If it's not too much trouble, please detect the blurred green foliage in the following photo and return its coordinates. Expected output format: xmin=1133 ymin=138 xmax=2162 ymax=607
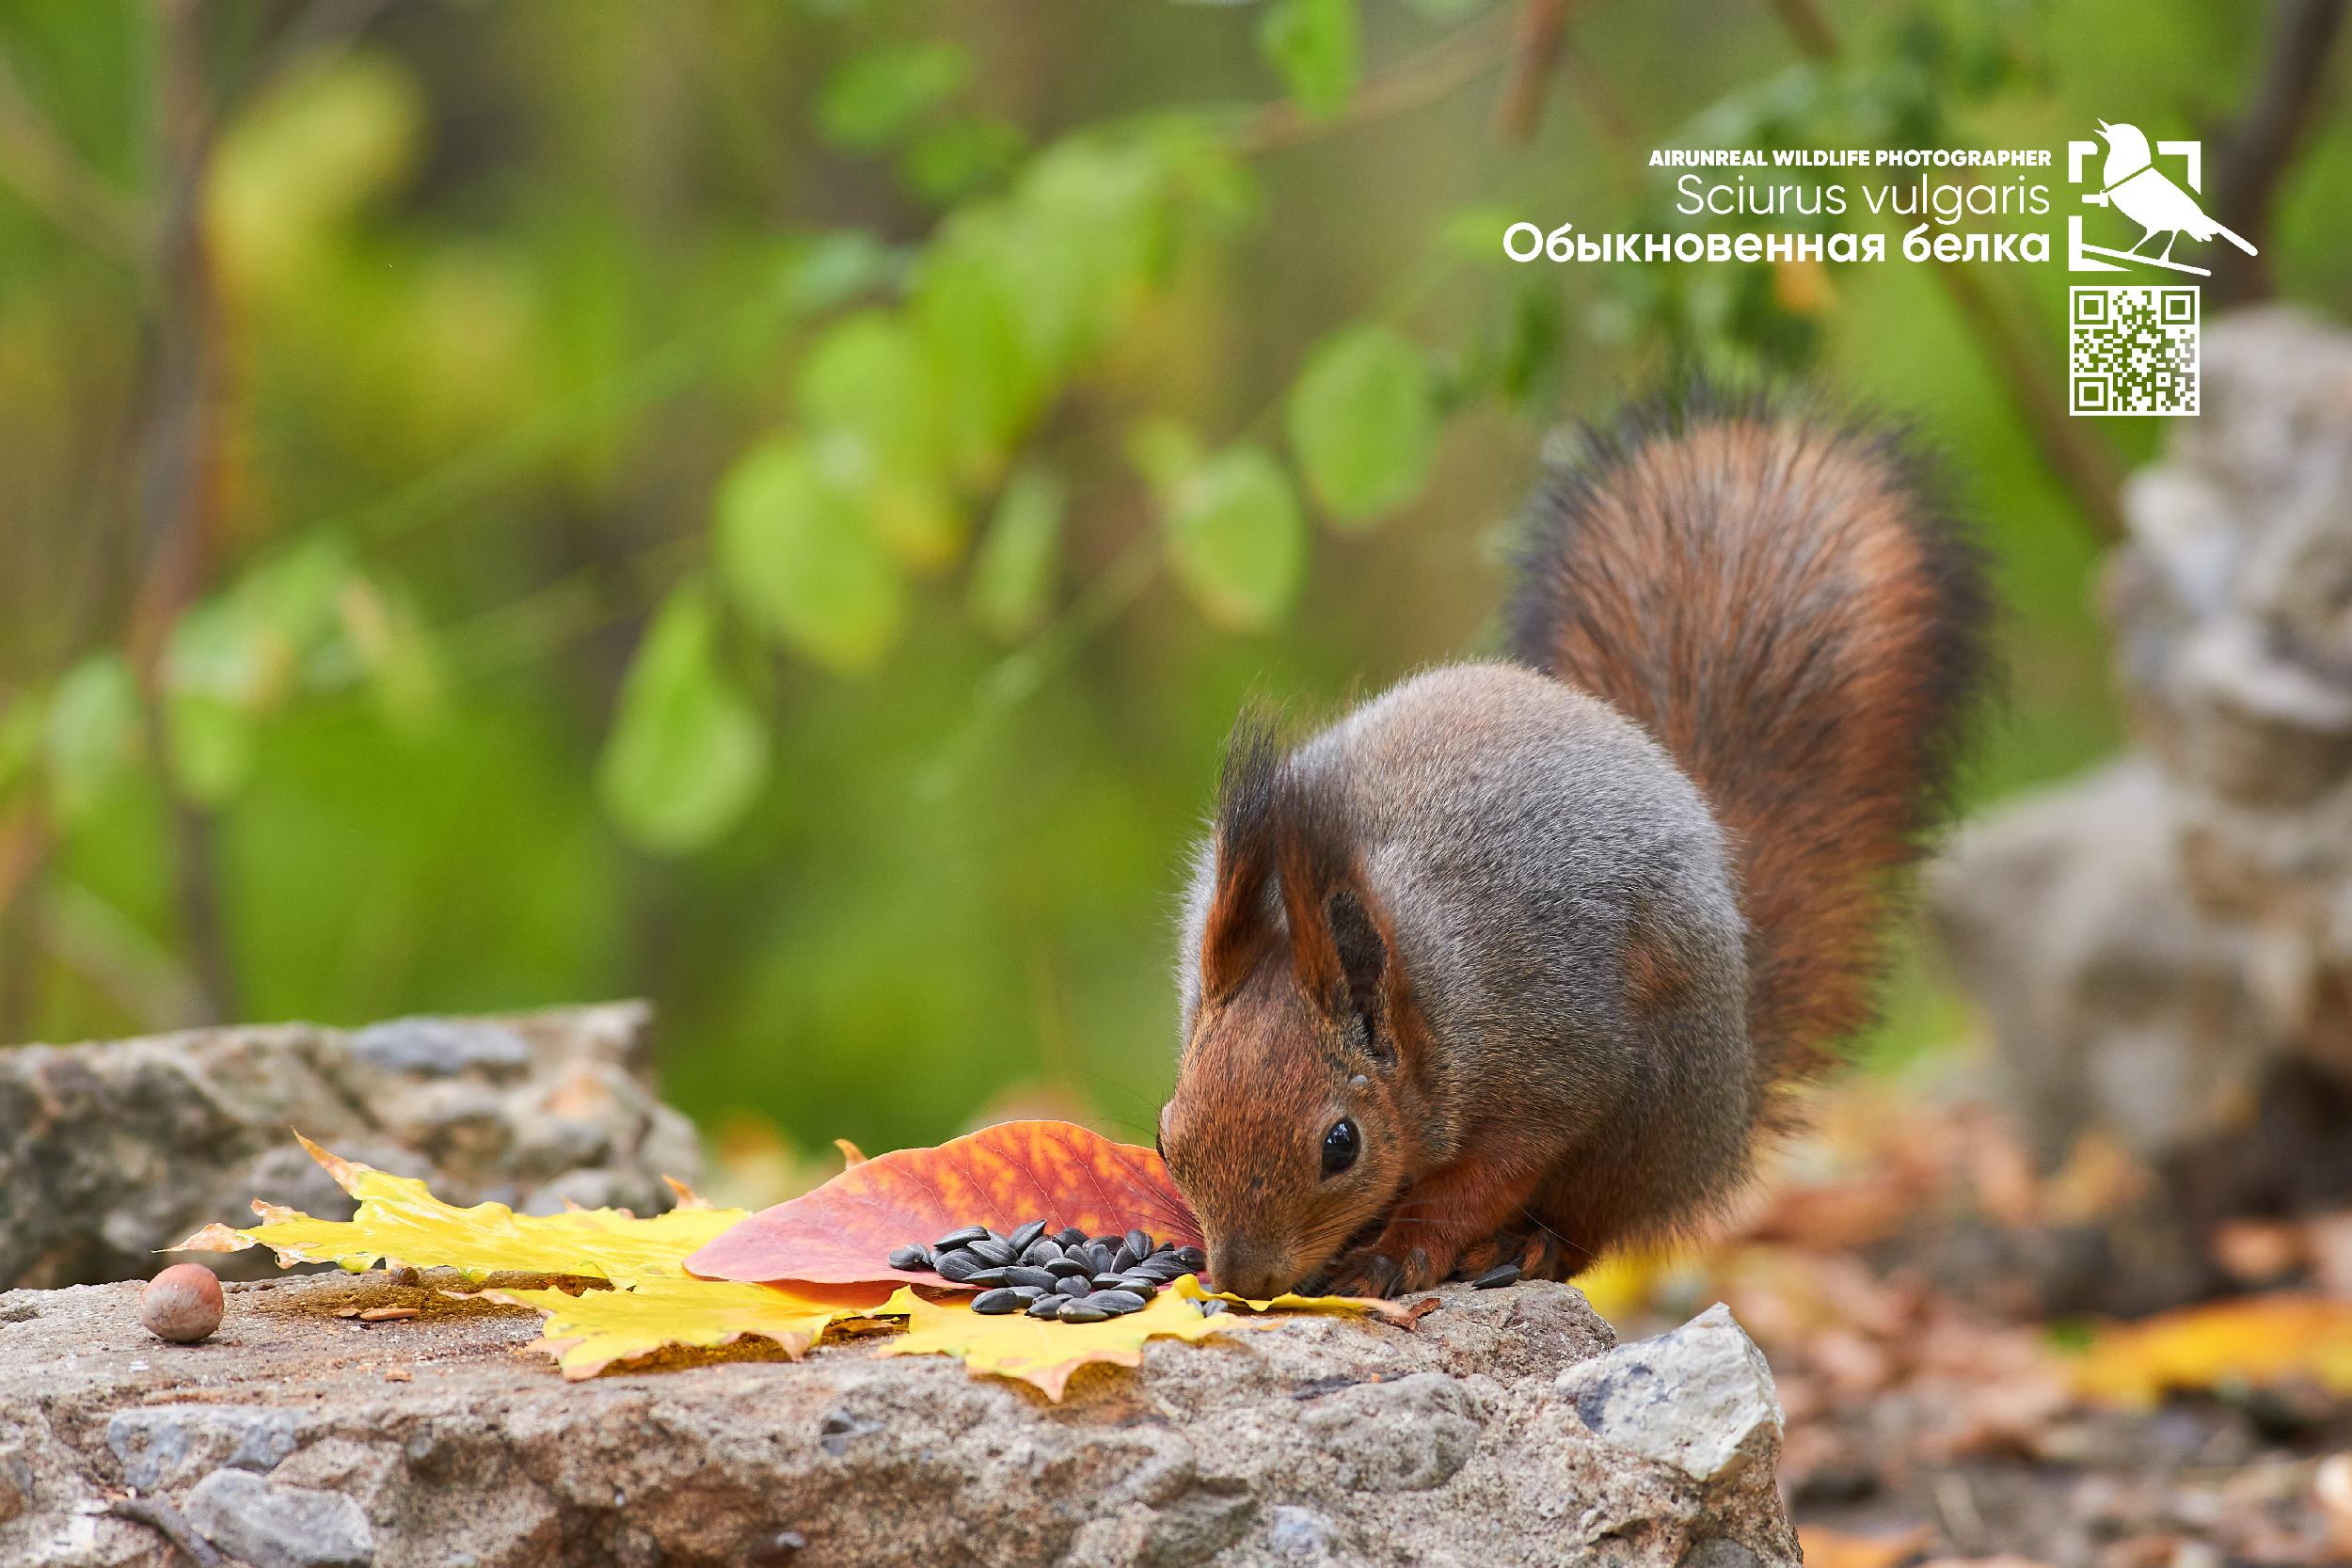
xmin=0 ymin=0 xmax=2341 ymax=1163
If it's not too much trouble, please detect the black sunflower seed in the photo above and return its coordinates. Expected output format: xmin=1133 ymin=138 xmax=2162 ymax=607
xmin=1002 ymin=1266 xmax=1057 ymax=1291
xmin=887 ymin=1244 xmax=931 ymax=1271
xmin=1092 ymin=1290 xmax=1147 ymax=1314
xmin=1196 ymin=1298 xmax=1227 ymax=1317
xmin=1171 ymin=1246 xmax=1206 ymax=1271
xmin=933 ymin=1250 xmax=984 ymax=1283
xmin=1114 ymin=1275 xmax=1160 ymax=1299
xmin=965 ymin=1266 xmax=1012 ymax=1288
xmin=1110 ymin=1245 xmax=1139 ymax=1273
xmin=1055 ymin=1276 xmax=1092 ymax=1299
xmin=1057 ymin=1299 xmax=1111 ymax=1323
xmin=1056 ymin=1227 xmax=1089 ymax=1248
xmin=1471 ymin=1261 xmax=1522 ymax=1290
xmin=1008 ymin=1219 xmax=1047 ymax=1252
xmin=1022 ymin=1238 xmax=1063 ymax=1267
xmin=1125 ymin=1229 xmax=1151 ymax=1259
xmin=1045 ymin=1257 xmax=1090 ymax=1279
xmin=934 ymin=1225 xmax=990 ymax=1251
xmin=1133 ymin=1256 xmax=1186 ymax=1283
xmin=967 ymin=1237 xmax=1017 ymax=1267
xmin=1088 ymin=1272 xmax=1128 ymax=1290
xmin=1025 ymin=1295 xmax=1063 ymax=1319
xmin=1084 ymin=1242 xmax=1115 ymax=1273
xmin=971 ymin=1289 xmax=1026 ymax=1315
xmin=1009 ymin=1285 xmax=1046 ymax=1302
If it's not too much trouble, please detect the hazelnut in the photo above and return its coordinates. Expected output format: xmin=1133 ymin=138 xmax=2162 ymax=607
xmin=140 ymin=1263 xmax=225 ymax=1343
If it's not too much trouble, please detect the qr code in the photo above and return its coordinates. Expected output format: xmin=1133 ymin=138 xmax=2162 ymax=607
xmin=2070 ymin=286 xmax=2199 ymax=416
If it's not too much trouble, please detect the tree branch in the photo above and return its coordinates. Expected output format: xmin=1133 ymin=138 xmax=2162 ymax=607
xmin=2205 ymin=0 xmax=2348 ymax=307
xmin=128 ymin=0 xmax=237 ymax=1025
xmin=1495 ymin=0 xmax=1584 ymax=142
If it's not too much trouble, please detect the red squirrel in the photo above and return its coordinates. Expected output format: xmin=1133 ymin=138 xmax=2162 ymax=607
xmin=1156 ymin=389 xmax=1992 ymax=1299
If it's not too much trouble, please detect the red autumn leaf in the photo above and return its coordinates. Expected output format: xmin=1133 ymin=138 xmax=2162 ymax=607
xmin=686 ymin=1119 xmax=1202 ymax=1291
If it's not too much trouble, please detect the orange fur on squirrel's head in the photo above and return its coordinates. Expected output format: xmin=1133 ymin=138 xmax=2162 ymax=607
xmin=1159 ymin=719 xmax=1430 ymax=1299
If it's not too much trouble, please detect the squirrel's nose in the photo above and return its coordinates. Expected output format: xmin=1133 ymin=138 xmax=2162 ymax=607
xmin=1206 ymin=1242 xmax=1293 ymax=1302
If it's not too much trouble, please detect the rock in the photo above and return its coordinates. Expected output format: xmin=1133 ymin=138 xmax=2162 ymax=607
xmin=183 ymin=1468 xmax=375 ymax=1568
xmin=1938 ymin=308 xmax=2352 ymax=1132
xmin=0 ymin=1003 xmax=698 ymax=1290
xmin=1930 ymin=759 xmax=2265 ymax=1169
xmin=1928 ymin=306 xmax=2352 ymax=1311
xmin=0 ymin=1270 xmax=1799 ymax=1567
xmin=1554 ymin=1304 xmax=1782 ymax=1484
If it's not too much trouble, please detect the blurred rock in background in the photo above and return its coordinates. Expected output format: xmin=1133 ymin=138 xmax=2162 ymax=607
xmin=0 ymin=1001 xmax=698 ymax=1289
xmin=1933 ymin=307 xmax=2352 ymax=1315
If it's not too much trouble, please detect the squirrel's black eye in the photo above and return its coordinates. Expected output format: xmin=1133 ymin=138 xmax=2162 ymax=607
xmin=1320 ymin=1118 xmax=1359 ymax=1178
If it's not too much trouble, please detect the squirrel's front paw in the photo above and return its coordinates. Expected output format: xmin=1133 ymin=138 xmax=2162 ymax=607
xmin=1318 ymin=1241 xmax=1448 ymax=1298
xmin=1452 ymin=1227 xmax=1580 ymax=1283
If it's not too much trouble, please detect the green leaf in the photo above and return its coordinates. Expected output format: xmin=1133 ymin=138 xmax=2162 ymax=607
xmin=716 ymin=440 xmax=907 ymax=673
xmin=779 ymin=230 xmax=895 ymax=316
xmin=1161 ymin=444 xmax=1306 ymax=632
xmin=43 ymin=653 xmax=143 ymax=820
xmin=795 ymin=311 xmax=963 ymax=566
xmin=164 ymin=691 xmax=255 ymax=808
xmin=1259 ymin=0 xmax=1359 ymax=119
xmin=818 ymin=41 xmax=971 ymax=152
xmin=968 ymin=467 xmax=1064 ymax=641
xmin=1286 ymin=324 xmax=1439 ymax=529
xmin=898 ymin=118 xmax=1027 ymax=205
xmin=596 ymin=585 xmax=771 ymax=855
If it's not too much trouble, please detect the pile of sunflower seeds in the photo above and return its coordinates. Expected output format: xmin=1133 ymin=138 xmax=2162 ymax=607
xmin=888 ymin=1221 xmax=1219 ymax=1322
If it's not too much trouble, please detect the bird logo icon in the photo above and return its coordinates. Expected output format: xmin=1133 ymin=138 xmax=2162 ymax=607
xmin=2072 ymin=120 xmax=2256 ymax=275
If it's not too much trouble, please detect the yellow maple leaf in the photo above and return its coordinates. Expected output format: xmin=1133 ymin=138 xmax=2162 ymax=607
xmin=178 ymin=1133 xmax=1433 ymax=1391
xmin=873 ymin=1275 xmax=1415 ymax=1401
xmin=177 ymin=1132 xmax=745 ymax=1286
xmin=2072 ymin=1294 xmax=2352 ymax=1406
xmin=486 ymin=1276 xmax=894 ymax=1380
xmin=1180 ymin=1275 xmax=1438 ymax=1327
xmin=872 ymin=1282 xmax=1251 ymax=1400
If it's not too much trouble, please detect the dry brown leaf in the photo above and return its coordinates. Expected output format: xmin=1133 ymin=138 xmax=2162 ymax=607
xmin=1795 ymin=1523 xmax=1932 ymax=1568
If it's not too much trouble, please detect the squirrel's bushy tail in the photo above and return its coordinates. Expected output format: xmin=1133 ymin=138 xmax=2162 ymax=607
xmin=1506 ymin=388 xmax=1992 ymax=1112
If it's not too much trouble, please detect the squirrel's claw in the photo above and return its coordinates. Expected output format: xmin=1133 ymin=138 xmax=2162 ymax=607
xmin=1453 ymin=1227 xmax=1579 ymax=1284
xmin=1322 ymin=1241 xmax=1444 ymax=1298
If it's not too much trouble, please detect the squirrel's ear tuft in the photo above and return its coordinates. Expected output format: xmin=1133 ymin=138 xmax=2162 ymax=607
xmin=1199 ymin=710 xmax=1284 ymax=999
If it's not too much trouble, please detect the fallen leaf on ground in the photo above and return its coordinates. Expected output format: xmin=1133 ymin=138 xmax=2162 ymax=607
xmin=487 ymin=1276 xmax=894 ymax=1380
xmin=1796 ymin=1523 xmax=1932 ymax=1568
xmin=871 ymin=1282 xmax=1246 ymax=1400
xmin=2072 ymin=1294 xmax=2352 ymax=1405
xmin=176 ymin=1132 xmax=745 ymax=1286
xmin=687 ymin=1118 xmax=1201 ymax=1291
xmin=1181 ymin=1275 xmax=1438 ymax=1328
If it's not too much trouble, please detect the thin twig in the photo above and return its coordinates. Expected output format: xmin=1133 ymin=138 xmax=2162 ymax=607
xmin=130 ymin=0 xmax=236 ymax=1023
xmin=1496 ymin=0 xmax=1582 ymax=142
xmin=2205 ymin=0 xmax=2348 ymax=306
xmin=1235 ymin=7 xmax=1517 ymax=155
